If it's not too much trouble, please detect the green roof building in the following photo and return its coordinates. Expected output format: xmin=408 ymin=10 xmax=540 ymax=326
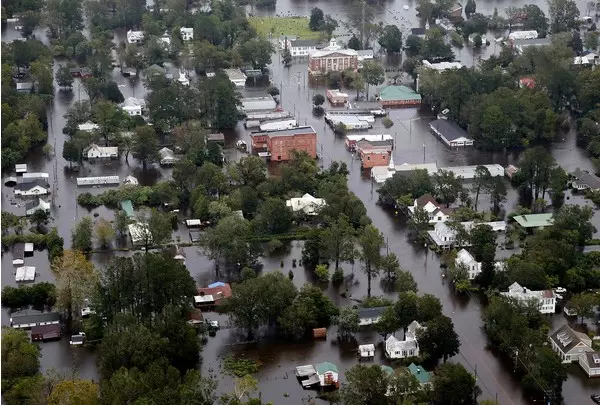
xmin=120 ymin=200 xmax=134 ymax=218
xmin=379 ymin=86 xmax=422 ymax=107
xmin=315 ymin=361 xmax=339 ymax=375
xmin=512 ymin=213 xmax=553 ymax=229
xmin=407 ymin=363 xmax=431 ymax=384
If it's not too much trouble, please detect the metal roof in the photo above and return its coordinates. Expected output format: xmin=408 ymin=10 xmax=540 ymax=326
xmin=512 ymin=213 xmax=554 ymax=228
xmin=253 ymin=126 xmax=316 ymax=137
xmin=357 ymin=306 xmax=388 ymax=319
xmin=430 ymin=119 xmax=470 ymax=142
xmin=379 ymin=86 xmax=422 ymax=102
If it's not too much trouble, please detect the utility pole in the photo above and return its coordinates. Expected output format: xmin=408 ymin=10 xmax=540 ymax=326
xmin=422 ymin=143 xmax=426 ymax=163
xmin=361 ymin=0 xmax=366 ymax=49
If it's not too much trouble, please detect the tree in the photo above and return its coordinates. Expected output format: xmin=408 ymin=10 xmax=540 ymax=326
xmin=489 ymin=177 xmax=507 ymax=213
xmin=548 ymin=166 xmax=568 ymax=207
xmin=517 ymin=146 xmax=556 ymax=202
xmin=570 ymin=293 xmax=598 ymax=324
xmin=114 ymin=210 xmax=131 ymax=240
xmin=408 ymin=206 xmax=430 ymax=240
xmin=238 ymin=38 xmax=274 ymax=70
xmin=433 ymin=170 xmax=463 ymax=207
xmin=358 ymin=224 xmax=385 ymax=297
xmin=94 ymin=218 xmax=115 ymax=248
xmin=472 ymin=166 xmax=491 ymax=211
xmin=432 ymin=362 xmax=480 ymax=405
xmin=198 ymin=73 xmax=241 ymax=130
xmin=417 ymin=315 xmax=460 ymax=362
xmin=312 ymin=93 xmax=325 ymax=107
xmin=229 ymin=156 xmax=267 ymax=188
xmin=200 ymin=214 xmax=258 ymax=268
xmin=380 ymin=253 xmax=401 ymax=281
xmin=387 ymin=369 xmax=421 ymax=404
xmin=417 ymin=294 xmax=443 ymax=322
xmin=522 ymin=5 xmax=549 ymax=37
xmin=56 ymin=64 xmax=74 ymax=88
xmin=464 ymin=0 xmax=476 ymax=18
xmin=282 ymin=46 xmax=292 ymax=67
xmin=1 ymin=328 xmax=40 ymax=382
xmin=320 ymin=215 xmax=355 ymax=272
xmin=522 ymin=346 xmax=567 ymax=399
xmin=92 ymin=100 xmax=126 ymax=145
xmin=29 ymin=209 xmax=49 ymax=231
xmin=309 ymin=8 xmax=325 ymax=31
xmin=570 ymin=30 xmax=583 ymax=54
xmin=341 ymin=364 xmax=390 ymax=405
xmin=254 ymin=198 xmax=292 ymax=234
xmin=321 ymin=15 xmax=339 ymax=39
xmin=584 ymin=31 xmax=599 ymax=51
xmin=396 ymin=270 xmax=417 ymax=293
xmin=378 ymin=25 xmax=403 ymax=53
xmin=52 ymin=250 xmax=97 ymax=330
xmin=48 ymin=380 xmax=99 ymax=405
xmin=71 ymin=216 xmax=93 ymax=253
xmin=405 ymin=35 xmax=423 ymax=56
xmin=421 ymin=27 xmax=454 ymax=61
xmin=360 ymin=61 xmax=385 ymax=99
xmin=548 ymin=0 xmax=580 ymax=33
xmin=143 ymin=208 xmax=172 ymax=248
xmin=132 ymin=125 xmax=160 ymax=170
xmin=375 ymin=306 xmax=400 ymax=339
xmin=334 ymin=306 xmax=360 ymax=339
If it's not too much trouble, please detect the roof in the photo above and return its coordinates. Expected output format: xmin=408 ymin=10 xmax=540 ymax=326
xmin=411 ymin=27 xmax=426 ymax=35
xmin=120 ymin=200 xmax=134 ymax=217
xmin=573 ymin=169 xmax=600 ymax=190
xmin=346 ymin=134 xmax=393 ymax=143
xmin=407 ymin=363 xmax=431 ymax=384
xmin=519 ymin=77 xmax=536 ymax=89
xmin=422 ymin=60 xmax=463 ymax=70
xmin=254 ymin=126 xmax=316 ymax=138
xmin=549 ymin=324 xmax=592 ymax=354
xmin=31 ymin=324 xmax=61 ymax=336
xmin=512 ymin=213 xmax=554 ymax=228
xmin=358 ymin=306 xmax=388 ymax=319
xmin=224 ymin=69 xmax=247 ymax=80
xmin=415 ymin=194 xmax=437 ymax=207
xmin=512 ymin=38 xmax=552 ymax=47
xmin=315 ymin=361 xmax=339 ymax=374
xmin=584 ymin=352 xmax=600 ymax=369
xmin=430 ymin=119 xmax=469 ymax=142
xmin=159 ymin=147 xmax=174 ymax=158
xmin=456 ymin=248 xmax=477 ymax=265
xmin=25 ymin=197 xmax=44 ymax=210
xmin=386 ymin=334 xmax=419 ymax=351
xmin=379 ymin=86 xmax=422 ymax=102
xmin=290 ymin=39 xmax=320 ymax=47
xmin=295 ymin=364 xmax=317 ymax=377
xmin=208 ymin=133 xmax=225 ymax=142
xmin=197 ymin=283 xmax=232 ymax=302
xmin=15 ymin=179 xmax=47 ymax=191
xmin=10 ymin=310 xmax=60 ymax=326
xmin=208 ymin=281 xmax=226 ymax=288
xmin=356 ymin=139 xmax=394 ymax=150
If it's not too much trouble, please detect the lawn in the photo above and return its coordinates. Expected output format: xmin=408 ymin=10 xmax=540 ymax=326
xmin=248 ymin=16 xmax=323 ymax=40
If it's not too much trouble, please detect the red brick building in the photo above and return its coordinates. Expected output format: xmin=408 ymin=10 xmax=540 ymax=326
xmin=308 ymin=38 xmax=358 ymax=76
xmin=357 ymin=139 xmax=394 ymax=169
xmin=251 ymin=126 xmax=317 ymax=161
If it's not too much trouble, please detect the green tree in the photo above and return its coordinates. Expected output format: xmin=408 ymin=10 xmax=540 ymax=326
xmin=282 ymin=47 xmax=292 ymax=67
xmin=421 ymin=27 xmax=454 ymax=61
xmin=375 ymin=306 xmax=400 ymax=339
xmin=584 ymin=31 xmax=599 ymax=51
xmin=238 ymin=38 xmax=274 ymax=70
xmin=114 ymin=210 xmax=131 ymax=240
xmin=433 ymin=170 xmax=463 ymax=207
xmin=29 ymin=209 xmax=49 ymax=231
xmin=334 ymin=306 xmax=360 ymax=339
xmin=341 ymin=364 xmax=390 ymax=405
xmin=254 ymin=198 xmax=292 ymax=234
xmin=408 ymin=205 xmax=430 ymax=239
xmin=278 ymin=284 xmax=338 ymax=339
xmin=464 ymin=0 xmax=476 ymax=18
xmin=358 ymin=224 xmax=385 ymax=297
xmin=570 ymin=292 xmax=598 ymax=324
xmin=56 ymin=64 xmax=74 ymax=88
xmin=199 ymin=73 xmax=240 ymax=129
xmin=522 ymin=346 xmax=567 ymax=399
xmin=396 ymin=270 xmax=418 ymax=293
xmin=48 ymin=380 xmax=99 ymax=405
xmin=312 ymin=93 xmax=325 ymax=107
xmin=472 ymin=166 xmax=491 ymax=212
xmin=522 ymin=5 xmax=549 ymax=37
xmin=548 ymin=0 xmax=580 ymax=33
xmin=92 ymin=99 xmax=126 ymax=145
xmin=489 ymin=177 xmax=507 ymax=213
xmin=378 ymin=25 xmax=403 ymax=53
xmin=360 ymin=61 xmax=385 ymax=99
xmin=229 ymin=155 xmax=267 ymax=187
xmin=432 ymin=362 xmax=480 ymax=405
xmin=517 ymin=146 xmax=556 ymax=202
xmin=132 ymin=125 xmax=160 ymax=170
xmin=71 ymin=216 xmax=93 ymax=252
xmin=200 ymin=214 xmax=258 ymax=268
xmin=144 ymin=208 xmax=172 ymax=248
xmin=417 ymin=315 xmax=460 ymax=362
xmin=404 ymin=34 xmax=423 ymax=56
xmin=1 ymin=328 xmax=40 ymax=383
xmin=417 ymin=294 xmax=443 ymax=322
xmin=380 ymin=253 xmax=401 ymax=281
xmin=94 ymin=218 xmax=115 ymax=248
xmin=320 ymin=215 xmax=356 ymax=272
xmin=309 ymin=7 xmax=325 ymax=31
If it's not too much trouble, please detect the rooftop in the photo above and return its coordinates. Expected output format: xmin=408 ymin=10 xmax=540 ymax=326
xmin=253 ymin=126 xmax=316 ymax=138
xmin=512 ymin=213 xmax=554 ymax=228
xmin=379 ymin=85 xmax=422 ymax=102
xmin=573 ymin=169 xmax=600 ymax=190
xmin=407 ymin=363 xmax=431 ymax=384
xmin=290 ymin=39 xmax=320 ymax=47
xmin=357 ymin=306 xmax=388 ymax=319
xmin=315 ymin=361 xmax=338 ymax=374
xmin=430 ymin=119 xmax=470 ymax=142
xmin=549 ymin=324 xmax=591 ymax=354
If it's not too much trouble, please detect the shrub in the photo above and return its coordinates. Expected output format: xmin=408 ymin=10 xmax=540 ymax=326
xmin=1 ymin=282 xmax=56 ymax=310
xmin=331 ymin=268 xmax=344 ymax=284
xmin=382 ymin=117 xmax=394 ymax=128
xmin=315 ymin=264 xmax=329 ymax=282
xmin=223 ymin=355 xmax=262 ymax=376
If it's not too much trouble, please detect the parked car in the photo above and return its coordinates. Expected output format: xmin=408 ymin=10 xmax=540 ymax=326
xmin=70 ymin=332 xmax=86 ymax=346
xmin=555 ymin=287 xmax=567 ymax=293
xmin=205 ymin=319 xmax=219 ymax=329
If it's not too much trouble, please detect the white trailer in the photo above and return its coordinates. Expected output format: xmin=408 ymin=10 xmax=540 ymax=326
xmin=76 ymin=176 xmax=120 ymax=186
xmin=259 ymin=119 xmax=297 ymax=132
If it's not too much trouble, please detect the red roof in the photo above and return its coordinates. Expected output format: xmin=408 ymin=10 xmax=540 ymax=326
xmin=197 ymin=283 xmax=232 ymax=303
xmin=519 ymin=77 xmax=536 ymax=89
xmin=415 ymin=194 xmax=438 ymax=207
xmin=543 ymin=290 xmax=555 ymax=298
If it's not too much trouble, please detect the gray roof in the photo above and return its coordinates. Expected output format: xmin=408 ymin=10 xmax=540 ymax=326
xmin=16 ymin=179 xmax=47 ymax=191
xmin=290 ymin=39 xmax=320 ymax=47
xmin=549 ymin=324 xmax=591 ymax=354
xmin=254 ymin=126 xmax=316 ymax=137
xmin=430 ymin=119 xmax=469 ymax=141
xmin=358 ymin=306 xmax=388 ymax=319
xmin=573 ymin=169 xmax=600 ymax=190
xmin=512 ymin=38 xmax=552 ymax=47
xmin=411 ymin=28 xmax=426 ymax=36
xmin=584 ymin=351 xmax=600 ymax=369
xmin=25 ymin=198 xmax=42 ymax=210
xmin=13 ymin=243 xmax=25 ymax=258
xmin=10 ymin=310 xmax=60 ymax=326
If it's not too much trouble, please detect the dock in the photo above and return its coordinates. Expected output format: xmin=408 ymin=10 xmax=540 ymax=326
xmin=77 ymin=176 xmax=120 ymax=186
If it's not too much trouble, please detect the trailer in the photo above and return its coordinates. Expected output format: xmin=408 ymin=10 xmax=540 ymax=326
xmin=76 ymin=176 xmax=120 ymax=186
xmin=259 ymin=119 xmax=297 ymax=132
xmin=246 ymin=111 xmax=292 ymax=121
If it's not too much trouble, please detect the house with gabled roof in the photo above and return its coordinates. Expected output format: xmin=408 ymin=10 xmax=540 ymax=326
xmin=408 ymin=194 xmax=453 ymax=224
xmin=455 ymin=249 xmax=481 ymax=280
xmin=385 ymin=320 xmax=424 ymax=359
xmin=579 ymin=351 xmax=600 ymax=378
xmin=549 ymin=324 xmax=593 ymax=363
xmin=25 ymin=197 xmax=50 ymax=216
xmin=358 ymin=306 xmax=388 ymax=326
xmin=501 ymin=282 xmax=556 ymax=314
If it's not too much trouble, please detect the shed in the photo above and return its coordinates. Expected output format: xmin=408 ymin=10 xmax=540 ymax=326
xmin=31 ymin=324 xmax=62 ymax=342
xmin=77 ymin=176 xmax=120 ymax=186
xmin=407 ymin=363 xmax=432 ymax=384
xmin=208 ymin=133 xmax=225 ymax=145
xmin=24 ymin=243 xmax=34 ymax=255
xmin=295 ymin=364 xmax=317 ymax=378
xmin=313 ymin=327 xmax=327 ymax=339
xmin=15 ymin=266 xmax=36 ymax=282
xmin=128 ymin=222 xmax=151 ymax=246
xmin=70 ymin=332 xmax=86 ymax=346
xmin=159 ymin=147 xmax=177 ymax=166
xmin=123 ymin=175 xmax=139 ymax=186
xmin=120 ymin=200 xmax=135 ymax=218
xmin=12 ymin=243 xmax=25 ymax=265
xmin=358 ymin=344 xmax=375 ymax=358
xmin=189 ymin=229 xmax=201 ymax=242
xmin=186 ymin=219 xmax=203 ymax=228
xmin=15 ymin=164 xmax=28 ymax=174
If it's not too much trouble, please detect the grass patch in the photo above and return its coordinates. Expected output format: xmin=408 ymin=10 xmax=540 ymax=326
xmin=249 ymin=16 xmax=322 ymax=40
xmin=223 ymin=355 xmax=262 ymax=377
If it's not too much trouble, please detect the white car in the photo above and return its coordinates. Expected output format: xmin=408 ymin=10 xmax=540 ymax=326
xmin=70 ymin=332 xmax=86 ymax=346
xmin=554 ymin=287 xmax=567 ymax=294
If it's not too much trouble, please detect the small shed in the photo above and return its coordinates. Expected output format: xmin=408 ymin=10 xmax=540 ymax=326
xmin=15 ymin=266 xmax=36 ymax=282
xmin=24 ymin=243 xmax=34 ymax=255
xmin=31 ymin=324 xmax=62 ymax=342
xmin=12 ymin=243 xmax=25 ymax=265
xmin=186 ymin=219 xmax=203 ymax=228
xmin=358 ymin=344 xmax=375 ymax=358
xmin=313 ymin=328 xmax=327 ymax=339
xmin=189 ymin=229 xmax=201 ymax=242
xmin=295 ymin=364 xmax=317 ymax=378
xmin=120 ymin=200 xmax=135 ymax=218
xmin=70 ymin=332 xmax=86 ymax=346
xmin=15 ymin=164 xmax=28 ymax=174
xmin=208 ymin=133 xmax=225 ymax=145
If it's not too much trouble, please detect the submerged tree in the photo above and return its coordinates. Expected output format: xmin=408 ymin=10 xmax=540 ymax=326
xmin=358 ymin=224 xmax=385 ymax=297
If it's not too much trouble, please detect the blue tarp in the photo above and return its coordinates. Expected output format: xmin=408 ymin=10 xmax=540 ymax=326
xmin=208 ymin=282 xmax=226 ymax=288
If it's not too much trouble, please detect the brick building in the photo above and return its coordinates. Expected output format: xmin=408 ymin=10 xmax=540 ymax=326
xmin=356 ymin=139 xmax=394 ymax=169
xmin=308 ymin=38 xmax=358 ymax=76
xmin=251 ymin=126 xmax=317 ymax=161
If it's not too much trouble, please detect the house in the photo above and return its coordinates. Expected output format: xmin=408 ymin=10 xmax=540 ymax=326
xmin=358 ymin=306 xmax=388 ymax=326
xmin=512 ymin=213 xmax=554 ymax=230
xmin=357 ymin=49 xmax=374 ymax=65
xmin=121 ymin=97 xmax=145 ymax=116
xmin=157 ymin=33 xmax=171 ymax=48
xmin=239 ymin=96 xmax=277 ymax=113
xmin=407 ymin=363 xmax=432 ymax=386
xmin=501 ymin=282 xmax=556 ymax=314
xmin=127 ymin=30 xmax=144 ymax=44
xmin=194 ymin=282 xmax=232 ymax=308
xmin=408 ymin=194 xmax=452 ymax=224
xmin=180 ymin=27 xmax=193 ymax=41
xmin=327 ymin=115 xmax=371 ymax=130
xmin=16 ymin=82 xmax=33 ymax=93
xmin=80 ymin=68 xmax=93 ymax=78
xmin=31 ymin=324 xmax=62 ymax=342
xmin=250 ymin=126 xmax=317 ymax=161
xmin=579 ymin=351 xmax=600 ymax=378
xmin=315 ymin=362 xmax=339 ymax=387
xmin=358 ymin=344 xmax=375 ymax=358
xmin=70 ymin=67 xmax=82 ymax=77
xmin=345 ymin=134 xmax=393 ymax=151
xmin=378 ymin=86 xmax=422 ymax=107
xmin=410 ymin=27 xmax=426 ymax=37
xmin=549 ymin=324 xmax=593 ymax=363
xmin=15 ymin=266 xmax=36 ymax=282
xmin=358 ymin=142 xmax=392 ymax=169
xmin=78 ymin=121 xmax=99 ymax=132
xmin=385 ymin=321 xmax=424 ymax=359
xmin=308 ymin=38 xmax=359 ymax=75
xmin=10 ymin=310 xmax=60 ymax=329
xmin=207 ymin=133 xmax=225 ymax=145
xmin=128 ymin=222 xmax=151 ymax=246
xmin=286 ymin=193 xmax=326 ymax=215
xmin=519 ymin=77 xmax=536 ymax=89
xmin=123 ymin=175 xmax=139 ymax=186
xmin=85 ymin=143 xmax=119 ymax=159
xmin=430 ymin=119 xmax=474 ymax=147
xmin=421 ymin=60 xmax=463 ymax=71
xmin=176 ymin=69 xmax=190 ymax=86
xmin=428 ymin=221 xmax=507 ymax=248
xmin=326 ymin=89 xmax=349 ymax=106
xmin=563 ymin=302 xmax=578 ymax=317
xmin=572 ymin=169 xmax=600 ymax=191
xmin=25 ymin=198 xmax=50 ymax=216
xmin=24 ymin=242 xmax=34 ymax=256
xmin=511 ymin=38 xmax=551 ymax=54
xmin=505 ymin=164 xmax=519 ymax=179
xmin=573 ymin=50 xmax=599 ymax=66
xmin=14 ymin=180 xmax=49 ymax=196
xmin=224 ymin=69 xmax=247 ymax=87
xmin=159 ymin=147 xmax=177 ymax=166
xmin=12 ymin=243 xmax=25 ymax=265
xmin=455 ymin=249 xmax=481 ymax=280
xmin=15 ymin=163 xmax=28 ymax=174
xmin=287 ymin=39 xmax=322 ymax=57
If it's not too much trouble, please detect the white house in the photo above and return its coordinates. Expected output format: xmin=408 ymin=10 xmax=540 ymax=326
xmin=121 ymin=97 xmax=145 ymax=116
xmin=579 ymin=351 xmax=600 ymax=378
xmin=15 ymin=180 xmax=49 ymax=196
xmin=455 ymin=249 xmax=482 ymax=280
xmin=15 ymin=266 xmax=36 ymax=282
xmin=128 ymin=222 xmax=152 ymax=246
xmin=549 ymin=324 xmax=593 ymax=363
xmin=408 ymin=194 xmax=452 ymax=224
xmin=501 ymin=282 xmax=556 ymax=314
xmin=286 ymin=39 xmax=320 ymax=57
xmin=159 ymin=147 xmax=177 ymax=166
xmin=385 ymin=320 xmax=424 ymax=359
xmin=358 ymin=344 xmax=375 ymax=358
xmin=25 ymin=198 xmax=50 ymax=216
xmin=285 ymin=193 xmax=326 ymax=215
xmin=180 ymin=27 xmax=194 ymax=41
xmin=127 ymin=30 xmax=144 ymax=44
xmin=430 ymin=119 xmax=474 ymax=147
xmin=315 ymin=362 xmax=339 ymax=387
xmin=224 ymin=69 xmax=247 ymax=87
xmin=358 ymin=306 xmax=388 ymax=326
xmin=85 ymin=143 xmax=118 ymax=159
xmin=78 ymin=121 xmax=99 ymax=132
xmin=573 ymin=51 xmax=599 ymax=66
xmin=177 ymin=69 xmax=190 ymax=86
xmin=572 ymin=169 xmax=600 ymax=191
xmin=428 ymin=221 xmax=507 ymax=248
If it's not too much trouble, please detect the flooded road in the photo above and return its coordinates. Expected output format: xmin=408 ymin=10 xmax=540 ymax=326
xmin=3 ymin=0 xmax=600 ymax=402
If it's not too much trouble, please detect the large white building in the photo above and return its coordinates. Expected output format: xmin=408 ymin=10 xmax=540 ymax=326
xmin=127 ymin=30 xmax=144 ymax=44
xmin=385 ymin=321 xmax=424 ymax=359
xmin=501 ymin=282 xmax=556 ymax=314
xmin=455 ymin=249 xmax=482 ymax=280
xmin=286 ymin=193 xmax=326 ymax=215
xmin=121 ymin=97 xmax=146 ymax=116
xmin=180 ymin=27 xmax=194 ymax=41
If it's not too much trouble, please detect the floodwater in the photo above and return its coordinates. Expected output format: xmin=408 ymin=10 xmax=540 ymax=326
xmin=2 ymin=1 xmax=600 ymax=402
